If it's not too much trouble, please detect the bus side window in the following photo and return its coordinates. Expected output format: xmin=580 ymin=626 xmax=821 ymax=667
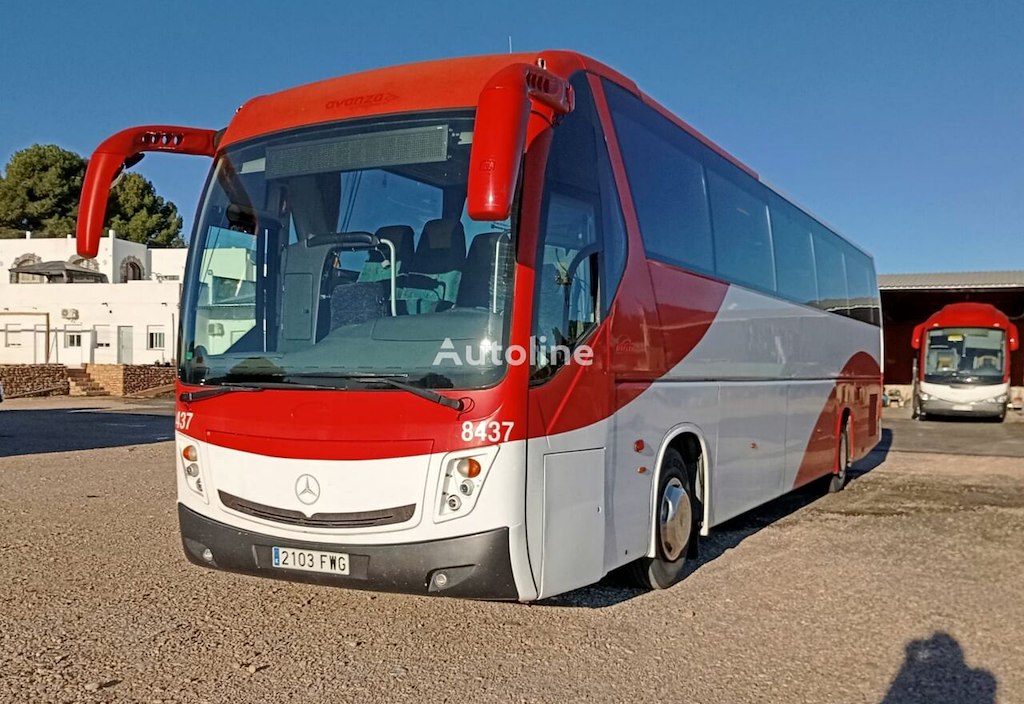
xmin=531 ymin=73 xmax=627 ymax=379
xmin=536 ymin=194 xmax=599 ymax=347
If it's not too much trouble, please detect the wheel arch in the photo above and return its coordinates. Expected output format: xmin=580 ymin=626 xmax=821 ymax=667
xmin=835 ymin=404 xmax=853 ymax=471
xmin=647 ymin=423 xmax=712 ymax=558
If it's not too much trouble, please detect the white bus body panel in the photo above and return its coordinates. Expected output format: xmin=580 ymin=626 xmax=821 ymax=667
xmin=919 ymin=380 xmax=1009 ymax=405
xmin=176 ymin=434 xmax=539 ymax=600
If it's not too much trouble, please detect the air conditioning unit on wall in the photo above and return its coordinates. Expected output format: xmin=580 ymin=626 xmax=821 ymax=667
xmin=61 ymin=308 xmax=79 ymax=320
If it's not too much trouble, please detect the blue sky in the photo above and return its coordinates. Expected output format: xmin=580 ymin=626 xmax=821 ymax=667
xmin=1 ymin=0 xmax=1021 ymax=273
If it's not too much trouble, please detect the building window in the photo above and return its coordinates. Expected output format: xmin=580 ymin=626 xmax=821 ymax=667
xmin=94 ymin=326 xmax=112 ymax=348
xmin=148 ymin=331 xmax=166 ymax=350
xmin=65 ymin=333 xmax=83 ymax=348
xmin=4 ymin=325 xmax=21 ymax=348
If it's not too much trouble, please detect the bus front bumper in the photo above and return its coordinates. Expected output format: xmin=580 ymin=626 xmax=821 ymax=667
xmin=920 ymin=398 xmax=1006 ymax=417
xmin=178 ymin=504 xmax=519 ymax=600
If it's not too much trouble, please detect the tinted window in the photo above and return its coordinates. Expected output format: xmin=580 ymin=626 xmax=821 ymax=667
xmin=769 ymin=196 xmax=817 ymax=305
xmin=844 ymin=244 xmax=880 ymax=325
xmin=813 ymin=226 xmax=848 ymax=314
xmin=707 ymin=169 xmax=774 ymax=292
xmin=866 ymin=258 xmax=881 ymax=325
xmin=604 ymin=82 xmax=714 ymax=273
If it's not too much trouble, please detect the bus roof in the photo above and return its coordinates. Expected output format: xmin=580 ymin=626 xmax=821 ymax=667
xmin=922 ymin=302 xmax=1013 ymax=330
xmin=218 ymin=50 xmax=754 ymax=180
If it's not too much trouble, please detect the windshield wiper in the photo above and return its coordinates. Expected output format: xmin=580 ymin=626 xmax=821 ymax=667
xmin=286 ymin=372 xmax=465 ymax=412
xmin=180 ymin=383 xmax=264 ymax=403
xmin=181 ymin=377 xmax=351 ymax=402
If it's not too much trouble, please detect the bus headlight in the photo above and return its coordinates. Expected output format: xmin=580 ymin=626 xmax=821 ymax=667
xmin=918 ymin=393 xmax=931 ymax=401
xmin=435 ymin=446 xmax=498 ymax=522
xmin=996 ymin=394 xmax=1009 ymax=404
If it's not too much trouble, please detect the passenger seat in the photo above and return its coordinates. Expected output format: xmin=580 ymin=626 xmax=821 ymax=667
xmin=456 ymin=232 xmax=510 ymax=310
xmin=398 ymin=218 xmax=466 ymax=314
xmin=357 ymin=225 xmax=415 ymax=283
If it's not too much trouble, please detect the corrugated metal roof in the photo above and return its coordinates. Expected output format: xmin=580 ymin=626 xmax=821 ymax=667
xmin=879 ymin=271 xmax=1024 ymax=291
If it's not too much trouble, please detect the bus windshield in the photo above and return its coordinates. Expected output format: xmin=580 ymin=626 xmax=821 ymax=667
xmin=179 ymin=112 xmax=517 ymax=391
xmin=924 ymin=327 xmax=1006 ymax=384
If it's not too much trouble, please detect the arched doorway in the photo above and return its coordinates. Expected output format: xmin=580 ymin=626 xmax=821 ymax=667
xmin=120 ymin=256 xmax=145 ymax=283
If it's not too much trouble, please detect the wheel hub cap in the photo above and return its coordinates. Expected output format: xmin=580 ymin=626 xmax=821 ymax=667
xmin=659 ymin=477 xmax=691 ymax=561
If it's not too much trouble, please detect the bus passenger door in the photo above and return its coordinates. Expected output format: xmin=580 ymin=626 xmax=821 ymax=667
xmin=522 ymin=72 xmax=626 ymax=597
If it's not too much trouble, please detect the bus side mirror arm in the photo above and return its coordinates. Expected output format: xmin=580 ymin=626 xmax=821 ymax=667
xmin=77 ymin=126 xmax=219 ymax=257
xmin=466 ymin=63 xmax=574 ymax=221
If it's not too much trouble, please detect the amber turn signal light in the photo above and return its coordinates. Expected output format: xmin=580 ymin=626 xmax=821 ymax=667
xmin=456 ymin=458 xmax=482 ymax=478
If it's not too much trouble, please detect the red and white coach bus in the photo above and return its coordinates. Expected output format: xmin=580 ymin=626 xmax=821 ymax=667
xmin=911 ymin=303 xmax=1018 ymax=421
xmin=76 ymin=51 xmax=882 ymax=600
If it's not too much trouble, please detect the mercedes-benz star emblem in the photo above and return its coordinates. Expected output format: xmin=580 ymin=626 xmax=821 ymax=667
xmin=295 ymin=474 xmax=321 ymax=505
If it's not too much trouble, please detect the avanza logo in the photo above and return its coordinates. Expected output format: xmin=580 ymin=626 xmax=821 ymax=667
xmin=325 ymin=92 xmax=398 ymax=110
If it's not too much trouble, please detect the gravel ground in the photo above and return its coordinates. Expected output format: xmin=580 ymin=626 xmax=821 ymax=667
xmin=2 ymin=399 xmax=1023 ymax=703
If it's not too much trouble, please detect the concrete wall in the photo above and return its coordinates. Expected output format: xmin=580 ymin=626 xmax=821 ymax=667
xmin=149 ymin=249 xmax=188 ymax=281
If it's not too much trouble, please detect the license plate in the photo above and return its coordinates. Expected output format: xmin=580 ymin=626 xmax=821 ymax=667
xmin=952 ymin=404 xmax=972 ymax=411
xmin=272 ymin=546 xmax=349 ymax=575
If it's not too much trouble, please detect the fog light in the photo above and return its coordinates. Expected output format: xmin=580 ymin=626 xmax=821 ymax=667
xmin=195 ymin=478 xmax=203 ymax=493
xmin=459 ymin=480 xmax=474 ymax=496
xmin=182 ymin=445 xmax=198 ymax=462
xmin=446 ymin=495 xmax=462 ymax=511
xmin=201 ymin=548 xmax=214 ymax=563
xmin=428 ymin=565 xmax=475 ymax=592
xmin=185 ymin=463 xmax=200 ymax=477
xmin=456 ymin=458 xmax=481 ymax=478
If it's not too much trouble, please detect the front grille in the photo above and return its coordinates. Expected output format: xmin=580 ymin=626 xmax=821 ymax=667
xmin=218 ymin=491 xmax=415 ymax=528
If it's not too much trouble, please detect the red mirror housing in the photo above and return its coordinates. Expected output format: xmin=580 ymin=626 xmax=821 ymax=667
xmin=1010 ymin=324 xmax=1020 ymax=352
xmin=467 ymin=63 xmax=574 ymax=221
xmin=77 ymin=126 xmax=218 ymax=257
xmin=910 ymin=323 xmax=924 ymax=350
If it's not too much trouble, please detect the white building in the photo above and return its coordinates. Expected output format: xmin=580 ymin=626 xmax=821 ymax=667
xmin=0 ymin=230 xmax=187 ymax=366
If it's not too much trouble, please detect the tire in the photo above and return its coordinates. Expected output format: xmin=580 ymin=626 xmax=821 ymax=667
xmin=828 ymin=423 xmax=850 ymax=493
xmin=630 ymin=448 xmax=696 ymax=590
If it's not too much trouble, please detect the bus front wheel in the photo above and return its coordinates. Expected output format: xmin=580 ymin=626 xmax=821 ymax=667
xmin=631 ymin=448 xmax=695 ymax=590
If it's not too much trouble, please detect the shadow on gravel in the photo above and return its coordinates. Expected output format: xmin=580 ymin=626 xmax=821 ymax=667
xmin=0 ymin=408 xmax=174 ymax=458
xmin=852 ymin=428 xmax=893 ymax=475
xmin=882 ymin=632 xmax=996 ymax=703
xmin=540 ymin=431 xmax=894 ymax=609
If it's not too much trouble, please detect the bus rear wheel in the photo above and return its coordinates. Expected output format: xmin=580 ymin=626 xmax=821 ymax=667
xmin=630 ymin=448 xmax=695 ymax=590
xmin=828 ymin=424 xmax=850 ymax=493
